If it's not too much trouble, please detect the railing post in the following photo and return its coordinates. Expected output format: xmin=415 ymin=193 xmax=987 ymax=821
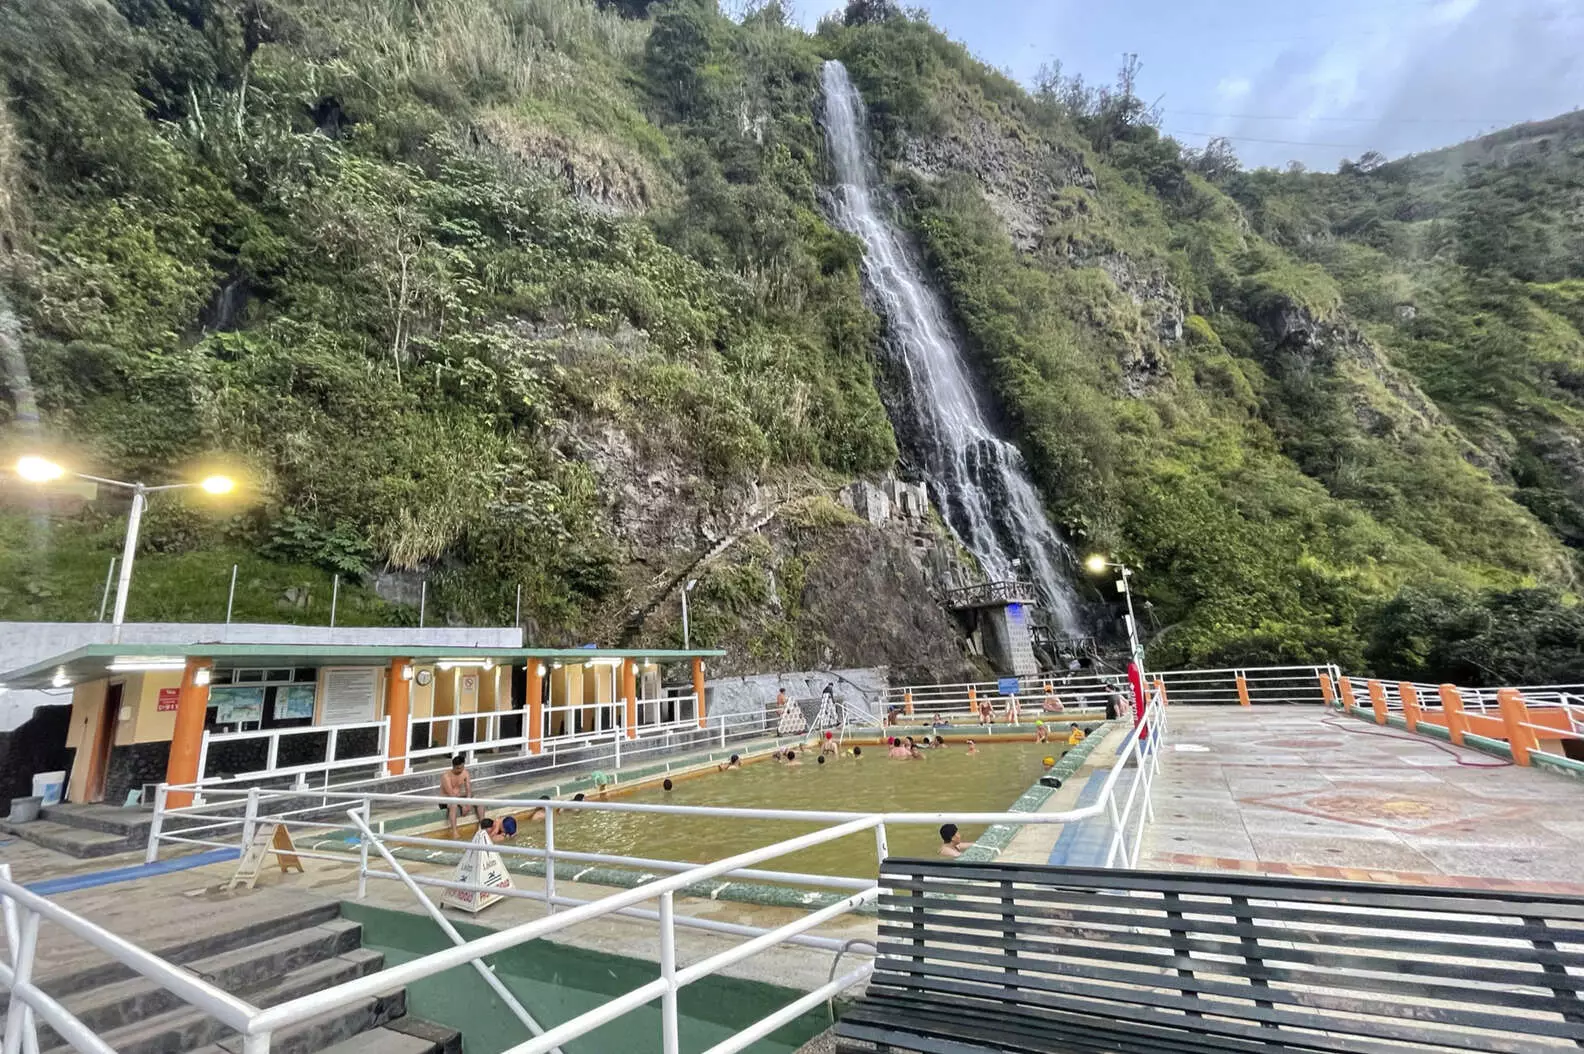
xmin=1439 ymin=685 xmax=1468 ymax=745
xmin=145 ymin=783 xmax=168 ymax=865
xmin=967 ymin=684 xmax=977 ymax=719
xmin=659 ymin=891 xmax=680 ymax=1054
xmin=903 ymin=689 xmax=913 ymax=715
xmin=1397 ymin=682 xmax=1420 ymax=732
xmin=242 ymin=786 xmax=260 ymax=849
xmin=0 ymin=864 xmax=39 ymax=1054
xmin=265 ymin=731 xmax=280 ymax=776
xmin=379 ymin=716 xmax=391 ymax=777
xmin=195 ymin=729 xmax=212 ymax=790
xmin=1498 ymin=688 xmax=1539 ymax=765
xmin=2 ymin=910 xmax=40 ymax=1054
xmin=1338 ymin=676 xmax=1357 ymax=713
xmin=719 ymin=714 xmax=726 ymax=749
xmin=357 ymin=799 xmax=372 ymax=900
xmin=544 ymin=805 xmax=557 ymax=916
xmin=1235 ymin=670 xmax=1251 ymax=707
xmin=240 ymin=1034 xmax=272 ymax=1054
xmin=1367 ymin=679 xmax=1388 ymax=725
xmin=613 ymin=727 xmax=622 ymax=770
xmin=874 ymin=821 xmax=889 ymax=868
xmin=1317 ymin=671 xmax=1336 ymax=709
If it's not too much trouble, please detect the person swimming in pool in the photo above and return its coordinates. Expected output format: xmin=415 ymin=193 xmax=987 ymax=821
xmin=887 ymin=737 xmax=911 ymax=760
xmin=717 ymin=753 xmax=742 ymax=771
xmin=820 ymin=731 xmax=838 ymax=755
xmin=939 ymin=823 xmax=971 ymax=858
xmin=1035 ymin=720 xmax=1049 ymax=743
xmin=784 ymin=750 xmax=802 ymax=766
xmin=965 ymin=739 xmax=978 ymax=755
xmin=849 ymin=745 xmax=863 ymax=759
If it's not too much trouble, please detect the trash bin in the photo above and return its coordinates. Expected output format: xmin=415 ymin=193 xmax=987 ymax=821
xmin=8 ymin=796 xmax=41 ymax=824
xmin=32 ymin=770 xmax=65 ymax=807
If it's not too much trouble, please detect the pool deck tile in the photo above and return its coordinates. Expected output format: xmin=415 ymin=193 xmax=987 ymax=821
xmin=1143 ymin=705 xmax=1584 ymax=892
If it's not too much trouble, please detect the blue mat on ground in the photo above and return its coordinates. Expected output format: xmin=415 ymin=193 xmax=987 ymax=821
xmin=25 ymin=848 xmax=239 ymax=895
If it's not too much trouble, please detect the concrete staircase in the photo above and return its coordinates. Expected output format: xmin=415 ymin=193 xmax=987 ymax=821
xmin=0 ymin=804 xmax=154 ymax=859
xmin=1 ymin=902 xmax=459 ymax=1054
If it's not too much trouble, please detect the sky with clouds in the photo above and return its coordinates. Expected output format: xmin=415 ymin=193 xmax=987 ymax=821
xmin=795 ymin=0 xmax=1584 ymax=171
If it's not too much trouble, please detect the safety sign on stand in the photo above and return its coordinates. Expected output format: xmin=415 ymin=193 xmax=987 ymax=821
xmin=226 ymin=823 xmax=304 ymax=891
xmin=997 ymin=677 xmax=1021 ymax=696
xmin=440 ymin=830 xmax=514 ymax=914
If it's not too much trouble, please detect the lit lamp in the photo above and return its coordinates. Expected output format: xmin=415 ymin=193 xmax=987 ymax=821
xmin=14 ymin=456 xmax=239 ymax=643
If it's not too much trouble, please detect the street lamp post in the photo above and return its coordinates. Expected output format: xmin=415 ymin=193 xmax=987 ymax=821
xmin=1084 ymin=554 xmax=1144 ymax=671
xmin=681 ymin=578 xmax=698 ymax=650
xmin=15 ymin=456 xmax=234 ymax=644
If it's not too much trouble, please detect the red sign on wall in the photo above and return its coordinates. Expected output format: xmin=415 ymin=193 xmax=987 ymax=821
xmin=157 ymin=687 xmax=181 ymax=712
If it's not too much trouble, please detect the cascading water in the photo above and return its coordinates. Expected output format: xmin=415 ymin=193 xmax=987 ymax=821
xmin=821 ymin=60 xmax=1081 ymax=632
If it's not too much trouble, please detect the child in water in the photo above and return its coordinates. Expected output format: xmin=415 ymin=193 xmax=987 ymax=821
xmin=965 ymin=739 xmax=978 ymax=755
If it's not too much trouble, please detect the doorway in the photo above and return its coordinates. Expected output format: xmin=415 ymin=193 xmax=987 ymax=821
xmin=84 ymin=681 xmax=123 ymax=803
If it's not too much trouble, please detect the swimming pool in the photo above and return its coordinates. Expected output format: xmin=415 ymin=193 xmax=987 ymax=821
xmin=506 ymin=739 xmax=1061 ymax=878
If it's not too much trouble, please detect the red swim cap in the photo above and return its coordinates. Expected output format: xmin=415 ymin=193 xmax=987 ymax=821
xmin=826 ymin=731 xmax=833 ymax=739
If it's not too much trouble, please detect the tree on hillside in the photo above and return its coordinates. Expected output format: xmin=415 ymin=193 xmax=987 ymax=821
xmin=844 ymin=0 xmax=901 ymax=26
xmin=1186 ymin=136 xmax=1240 ymax=182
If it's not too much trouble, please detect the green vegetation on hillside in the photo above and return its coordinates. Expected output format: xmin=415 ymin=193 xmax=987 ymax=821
xmin=0 ymin=0 xmax=1578 ymax=682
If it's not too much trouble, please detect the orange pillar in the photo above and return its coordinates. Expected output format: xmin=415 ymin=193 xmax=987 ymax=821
xmin=164 ymin=657 xmax=214 ymax=808
xmin=904 ymin=690 xmax=914 ymax=715
xmin=1155 ymin=678 xmax=1168 ymax=706
xmin=1398 ymin=682 xmax=1420 ymax=732
xmin=527 ymin=661 xmax=544 ymax=754
xmin=622 ymin=658 xmax=638 ymax=739
xmin=693 ymin=657 xmax=707 ymax=729
xmin=1498 ymin=687 xmax=1538 ymax=765
xmin=1438 ymin=684 xmax=1466 ymax=746
xmin=1338 ymin=677 xmax=1357 ymax=713
xmin=1235 ymin=672 xmax=1251 ymax=707
xmin=968 ymin=685 xmax=977 ymax=717
xmin=1367 ymin=679 xmax=1388 ymax=725
xmin=384 ymin=658 xmax=412 ymax=776
xmin=1318 ymin=672 xmax=1335 ymax=708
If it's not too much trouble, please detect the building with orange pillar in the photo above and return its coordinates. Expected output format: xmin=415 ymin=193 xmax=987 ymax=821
xmin=0 ymin=641 xmax=725 ymax=809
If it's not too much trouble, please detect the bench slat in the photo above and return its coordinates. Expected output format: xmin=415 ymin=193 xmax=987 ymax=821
xmin=875 ymin=927 xmax=1581 ymax=1013
xmin=873 ymin=939 xmax=1584 ymax=1038
xmin=875 ymin=908 xmax=1584 ymax=987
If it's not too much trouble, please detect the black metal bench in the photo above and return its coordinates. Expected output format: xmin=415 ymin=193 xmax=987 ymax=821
xmin=837 ymin=860 xmax=1584 ymax=1054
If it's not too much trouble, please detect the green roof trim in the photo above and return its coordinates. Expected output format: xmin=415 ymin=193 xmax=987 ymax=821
xmin=0 ymin=642 xmax=728 ymax=690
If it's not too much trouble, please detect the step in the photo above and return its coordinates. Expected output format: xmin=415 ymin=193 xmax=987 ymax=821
xmin=27 ymin=902 xmax=344 ymax=1006
xmin=312 ymin=1026 xmax=440 ymax=1054
xmin=40 ymin=804 xmax=155 ymax=837
xmin=39 ymin=921 xmax=365 ymax=1046
xmin=0 ymin=819 xmax=136 ymax=858
xmin=208 ymin=988 xmax=407 ymax=1054
xmin=44 ymin=950 xmax=388 ymax=1054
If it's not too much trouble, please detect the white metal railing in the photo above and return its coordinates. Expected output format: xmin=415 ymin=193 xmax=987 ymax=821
xmin=193 ymin=718 xmax=390 ymax=793
xmin=8 ymin=699 xmax=1165 ymax=1054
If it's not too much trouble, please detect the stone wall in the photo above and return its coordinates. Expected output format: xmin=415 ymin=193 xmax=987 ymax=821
xmin=104 ymin=741 xmax=171 ymax=805
xmin=705 ymin=666 xmax=891 ymax=720
xmin=0 ymin=704 xmax=72 ymax=812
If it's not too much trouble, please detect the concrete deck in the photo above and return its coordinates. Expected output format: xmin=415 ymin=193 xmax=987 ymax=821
xmin=1142 ymin=706 xmax=1584 ymax=892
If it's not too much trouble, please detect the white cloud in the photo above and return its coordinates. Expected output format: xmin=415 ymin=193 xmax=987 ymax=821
xmin=1216 ymin=76 xmax=1252 ymax=103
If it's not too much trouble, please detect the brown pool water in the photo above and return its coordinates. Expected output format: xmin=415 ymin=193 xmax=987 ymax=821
xmin=508 ymin=739 xmax=1060 ymax=879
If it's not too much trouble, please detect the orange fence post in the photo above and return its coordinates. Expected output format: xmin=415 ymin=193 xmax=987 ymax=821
xmin=904 ymin=690 xmax=914 ymax=715
xmin=693 ymin=657 xmax=707 ymax=729
xmin=1397 ymin=682 xmax=1420 ymax=732
xmin=1497 ymin=687 xmax=1538 ymax=765
xmin=1318 ymin=672 xmax=1336 ymax=709
xmin=527 ymin=661 xmax=544 ymax=755
xmin=1338 ymin=677 xmax=1357 ymax=713
xmin=1155 ymin=678 xmax=1168 ymax=706
xmin=1367 ymin=680 xmax=1388 ymax=725
xmin=968 ymin=685 xmax=977 ymax=717
xmin=1438 ymin=684 xmax=1466 ymax=746
xmin=1235 ymin=671 xmax=1251 ymax=707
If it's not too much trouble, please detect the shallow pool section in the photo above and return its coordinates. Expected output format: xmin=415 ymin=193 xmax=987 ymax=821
xmin=511 ymin=739 xmax=1061 ymax=878
xmin=343 ymin=903 xmax=827 ymax=1054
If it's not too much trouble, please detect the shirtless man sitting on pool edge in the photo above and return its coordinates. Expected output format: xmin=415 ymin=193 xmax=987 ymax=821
xmin=440 ymin=753 xmax=487 ymax=838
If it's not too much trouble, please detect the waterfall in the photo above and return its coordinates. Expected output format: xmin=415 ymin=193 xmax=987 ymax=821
xmin=820 ymin=60 xmax=1081 ymax=632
